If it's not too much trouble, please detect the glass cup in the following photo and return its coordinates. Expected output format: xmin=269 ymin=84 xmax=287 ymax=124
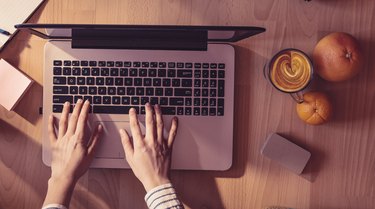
xmin=263 ymin=48 xmax=314 ymax=103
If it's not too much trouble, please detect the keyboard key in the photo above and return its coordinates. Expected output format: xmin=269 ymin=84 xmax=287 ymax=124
xmin=72 ymin=61 xmax=79 ymax=66
xmin=117 ymin=87 xmax=126 ymax=95
xmin=210 ymin=89 xmax=216 ymax=97
xmin=218 ymin=63 xmax=225 ymax=69
xmin=124 ymin=62 xmax=131 ymax=67
xmin=149 ymin=69 xmax=157 ymax=77
xmin=158 ymin=69 xmax=166 ymax=77
xmin=218 ymin=80 xmax=225 ymax=97
xmin=202 ymin=70 xmax=209 ymax=78
xmin=158 ymin=62 xmax=166 ymax=68
xmin=92 ymin=68 xmax=100 ymax=76
xmin=202 ymin=108 xmax=208 ymax=116
xmin=150 ymin=97 xmax=159 ymax=105
xmin=110 ymin=68 xmax=119 ymax=76
xmin=210 ymin=63 xmax=217 ymax=69
xmin=127 ymin=87 xmax=135 ymax=95
xmin=194 ymin=79 xmax=201 ymax=87
xmin=81 ymin=61 xmax=88 ymax=66
xmin=194 ymin=98 xmax=200 ymax=106
xmin=93 ymin=96 xmax=102 ymax=104
xmin=53 ymin=86 xmax=68 ymax=94
xmin=87 ymin=77 xmax=95 ymax=85
xmin=150 ymin=62 xmax=158 ymax=68
xmin=136 ymin=87 xmax=145 ymax=95
xmin=169 ymin=98 xmax=184 ymax=106
xmin=185 ymin=107 xmax=192 ymax=115
xmin=209 ymin=108 xmax=216 ymax=116
xmin=144 ymin=78 xmax=152 ymax=86
xmin=105 ymin=77 xmax=114 ymax=86
xmin=100 ymin=68 xmax=109 ymax=76
xmin=98 ymin=87 xmax=106 ymax=95
xmin=120 ymin=68 xmax=128 ymax=76
xmin=54 ymin=60 xmax=62 ymax=66
xmin=194 ymin=63 xmax=201 ymax=68
xmin=177 ymin=107 xmax=184 ymax=115
xmin=115 ymin=78 xmax=124 ymax=86
xmin=99 ymin=61 xmax=106 ymax=67
xmin=202 ymin=63 xmax=209 ymax=68
xmin=168 ymin=69 xmax=176 ymax=77
xmin=202 ymin=98 xmax=208 ymax=106
xmin=194 ymin=89 xmax=200 ymax=97
xmin=89 ymin=87 xmax=97 ymax=95
xmin=181 ymin=79 xmax=192 ymax=87
xmin=74 ymin=96 xmax=83 ymax=103
xmin=161 ymin=107 xmax=176 ymax=115
xmin=122 ymin=97 xmax=130 ymax=105
xmin=89 ymin=61 xmax=97 ymax=66
xmin=210 ymin=71 xmax=217 ymax=78
xmin=77 ymin=77 xmax=85 ymax=85
xmin=115 ymin=61 xmax=123 ymax=67
xmin=210 ymin=80 xmax=217 ymax=88
xmin=70 ymin=86 xmax=78 ymax=94
xmin=162 ymin=78 xmax=171 ymax=87
xmin=202 ymin=79 xmax=209 ymax=87
xmin=107 ymin=61 xmax=114 ymax=67
xmin=63 ymin=67 xmax=71 ymax=75
xmin=160 ymin=97 xmax=168 ymax=105
xmin=93 ymin=105 xmax=132 ymax=114
xmin=177 ymin=62 xmax=184 ymax=68
xmin=131 ymin=97 xmax=140 ymax=105
xmin=218 ymin=70 xmax=225 ymax=78
xmin=63 ymin=60 xmax=71 ymax=66
xmin=139 ymin=68 xmax=147 ymax=77
xmin=83 ymin=96 xmax=92 ymax=104
xmin=155 ymin=88 xmax=163 ymax=96
xmin=133 ymin=62 xmax=141 ymax=67
xmin=202 ymin=89 xmax=208 ymax=97
xmin=108 ymin=87 xmax=116 ymax=95
xmin=172 ymin=79 xmax=180 ymax=87
xmin=153 ymin=78 xmax=162 ymax=86
xmin=79 ymin=87 xmax=88 ymax=94
xmin=67 ymin=77 xmax=76 ymax=85
xmin=130 ymin=68 xmax=138 ymax=76
xmin=210 ymin=98 xmax=216 ymax=106
xmin=177 ymin=70 xmax=193 ymax=78
xmin=185 ymin=63 xmax=193 ymax=68
xmin=141 ymin=97 xmax=149 ymax=105
xmin=103 ymin=96 xmax=111 ymax=104
xmin=53 ymin=105 xmax=63 ymax=112
xmin=174 ymin=88 xmax=192 ymax=96
xmin=140 ymin=106 xmax=146 ymax=114
xmin=125 ymin=78 xmax=133 ymax=86
xmin=185 ymin=98 xmax=192 ymax=106
xmin=134 ymin=78 xmax=142 ymax=86
xmin=96 ymin=77 xmax=104 ymax=85
xmin=193 ymin=107 xmax=200 ymax=115
xmin=168 ymin=62 xmax=175 ymax=68
xmin=194 ymin=70 xmax=201 ymax=78
xmin=53 ymin=67 xmax=62 ymax=75
xmin=165 ymin=88 xmax=173 ymax=96
xmin=141 ymin=62 xmax=149 ymax=68
xmin=146 ymin=88 xmax=154 ymax=96
xmin=112 ymin=97 xmax=121 ymax=104
xmin=53 ymin=95 xmax=73 ymax=103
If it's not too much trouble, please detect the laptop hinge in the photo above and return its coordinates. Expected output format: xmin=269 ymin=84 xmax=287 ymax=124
xmin=71 ymin=29 xmax=208 ymax=51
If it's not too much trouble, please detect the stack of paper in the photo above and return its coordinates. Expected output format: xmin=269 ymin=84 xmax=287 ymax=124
xmin=0 ymin=0 xmax=44 ymax=50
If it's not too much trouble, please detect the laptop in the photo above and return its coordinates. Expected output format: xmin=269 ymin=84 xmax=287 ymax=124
xmin=16 ymin=24 xmax=265 ymax=170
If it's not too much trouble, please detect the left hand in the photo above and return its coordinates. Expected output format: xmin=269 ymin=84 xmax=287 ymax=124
xmin=48 ymin=99 xmax=102 ymax=183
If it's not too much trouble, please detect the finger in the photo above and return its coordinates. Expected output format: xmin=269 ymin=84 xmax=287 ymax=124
xmin=75 ymin=100 xmax=91 ymax=143
xmin=167 ymin=117 xmax=178 ymax=148
xmin=129 ymin=108 xmax=144 ymax=148
xmin=145 ymin=103 xmax=156 ymax=143
xmin=87 ymin=124 xmax=103 ymax=158
xmin=58 ymin=101 xmax=70 ymax=138
xmin=67 ymin=99 xmax=83 ymax=135
xmin=48 ymin=114 xmax=57 ymax=143
xmin=119 ymin=128 xmax=134 ymax=158
xmin=154 ymin=104 xmax=164 ymax=144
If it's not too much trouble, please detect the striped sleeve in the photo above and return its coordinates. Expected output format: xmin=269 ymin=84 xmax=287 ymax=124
xmin=145 ymin=183 xmax=184 ymax=209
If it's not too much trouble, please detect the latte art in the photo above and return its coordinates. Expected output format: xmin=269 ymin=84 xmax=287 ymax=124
xmin=270 ymin=50 xmax=312 ymax=93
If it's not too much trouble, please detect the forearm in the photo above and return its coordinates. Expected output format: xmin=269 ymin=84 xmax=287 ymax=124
xmin=42 ymin=177 xmax=76 ymax=208
xmin=145 ymin=183 xmax=184 ymax=209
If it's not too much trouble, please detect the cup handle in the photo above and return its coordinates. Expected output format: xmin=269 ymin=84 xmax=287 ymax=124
xmin=290 ymin=92 xmax=304 ymax=103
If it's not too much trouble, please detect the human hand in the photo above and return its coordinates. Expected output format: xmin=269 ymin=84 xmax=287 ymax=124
xmin=120 ymin=103 xmax=178 ymax=192
xmin=43 ymin=99 xmax=102 ymax=207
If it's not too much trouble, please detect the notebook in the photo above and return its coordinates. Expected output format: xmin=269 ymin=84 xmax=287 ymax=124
xmin=0 ymin=0 xmax=44 ymax=50
xmin=16 ymin=24 xmax=265 ymax=170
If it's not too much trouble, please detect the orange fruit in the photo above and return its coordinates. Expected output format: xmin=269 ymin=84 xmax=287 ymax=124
xmin=313 ymin=32 xmax=363 ymax=82
xmin=296 ymin=91 xmax=332 ymax=125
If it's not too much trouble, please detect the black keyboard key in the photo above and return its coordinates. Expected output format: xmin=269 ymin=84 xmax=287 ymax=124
xmin=193 ymin=107 xmax=200 ymax=115
xmin=202 ymin=89 xmax=209 ymax=97
xmin=141 ymin=62 xmax=149 ymax=68
xmin=168 ymin=62 xmax=175 ymax=68
xmin=150 ymin=97 xmax=158 ymax=105
xmin=210 ymin=98 xmax=216 ymax=106
xmin=77 ymin=77 xmax=85 ymax=85
xmin=218 ymin=70 xmax=225 ymax=78
xmin=153 ymin=78 xmax=162 ymax=86
xmin=185 ymin=107 xmax=192 ymax=115
xmin=194 ymin=70 xmax=201 ymax=78
xmin=177 ymin=62 xmax=184 ymax=68
xmin=210 ymin=63 xmax=217 ymax=69
xmin=194 ymin=89 xmax=200 ymax=97
xmin=155 ymin=88 xmax=163 ymax=96
xmin=115 ymin=78 xmax=124 ymax=86
xmin=103 ymin=96 xmax=111 ymax=104
xmin=141 ymin=97 xmax=149 ymax=105
xmin=218 ymin=80 xmax=225 ymax=97
xmin=160 ymin=97 xmax=168 ymax=105
xmin=83 ymin=96 xmax=92 ymax=104
xmin=53 ymin=86 xmax=68 ymax=94
xmin=172 ymin=79 xmax=180 ymax=87
xmin=110 ymin=68 xmax=119 ymax=76
xmin=120 ymin=68 xmax=128 ymax=76
xmin=70 ymin=86 xmax=78 ymax=94
xmin=74 ymin=96 xmax=83 ymax=103
xmin=93 ymin=105 xmax=132 ymax=114
xmin=177 ymin=107 xmax=184 ymax=115
xmin=185 ymin=98 xmax=192 ymax=106
xmin=72 ymin=61 xmax=80 ymax=66
xmin=202 ymin=98 xmax=208 ymax=106
xmin=146 ymin=88 xmax=154 ymax=96
xmin=218 ymin=63 xmax=225 ymax=69
xmin=115 ymin=61 xmax=123 ymax=67
xmin=53 ymin=95 xmax=73 ymax=103
xmin=177 ymin=70 xmax=193 ymax=78
xmin=131 ymin=97 xmax=140 ymax=105
xmin=81 ymin=61 xmax=89 ymax=66
xmin=93 ymin=96 xmax=102 ymax=104
xmin=107 ymin=61 xmax=114 ymax=67
xmin=105 ymin=77 xmax=114 ymax=86
xmin=161 ymin=107 xmax=176 ymax=115
xmin=130 ymin=68 xmax=138 ymax=76
xmin=100 ymin=68 xmax=109 ymax=76
xmin=202 ymin=108 xmax=209 ymax=116
xmin=122 ymin=97 xmax=130 ymax=105
xmin=87 ymin=77 xmax=95 ymax=85
xmin=181 ymin=79 xmax=192 ymax=87
xmin=168 ymin=69 xmax=176 ymax=77
xmin=169 ymin=98 xmax=184 ymax=106
xmin=127 ymin=87 xmax=135 ymax=95
xmin=67 ymin=77 xmax=76 ymax=85
xmin=209 ymin=108 xmax=216 ymax=116
xmin=185 ymin=63 xmax=193 ymax=68
xmin=210 ymin=89 xmax=216 ymax=97
xmin=150 ymin=62 xmax=158 ymax=68
xmin=174 ymin=88 xmax=192 ymax=96
xmin=133 ymin=62 xmax=141 ymax=67
xmin=165 ymin=88 xmax=173 ymax=96
xmin=134 ymin=78 xmax=142 ymax=86
xmin=112 ymin=97 xmax=121 ymax=104
xmin=108 ymin=87 xmax=116 ymax=95
xmin=124 ymin=62 xmax=131 ymax=67
xmin=136 ymin=87 xmax=145 ymax=95
xmin=139 ymin=68 xmax=147 ymax=77
xmin=89 ymin=61 xmax=97 ymax=66
xmin=194 ymin=63 xmax=201 ymax=68
xmin=54 ymin=60 xmax=62 ymax=66
xmin=158 ymin=62 xmax=166 ymax=68
xmin=210 ymin=80 xmax=217 ymax=88
xmin=89 ymin=87 xmax=97 ymax=95
xmin=144 ymin=78 xmax=152 ymax=86
xmin=210 ymin=71 xmax=217 ymax=78
xmin=53 ymin=104 xmax=63 ymax=113
xmin=202 ymin=70 xmax=209 ymax=78
xmin=63 ymin=67 xmax=71 ymax=75
xmin=194 ymin=98 xmax=200 ymax=106
xmin=125 ymin=78 xmax=133 ymax=86
xmin=63 ymin=60 xmax=71 ymax=66
xmin=148 ymin=69 xmax=157 ymax=77
xmin=117 ymin=87 xmax=126 ymax=95
xmin=82 ymin=67 xmax=90 ymax=76
xmin=158 ymin=69 xmax=166 ymax=77
xmin=79 ymin=87 xmax=88 ymax=94
xmin=98 ymin=87 xmax=106 ymax=95
xmin=53 ymin=67 xmax=62 ymax=75
xmin=96 ymin=77 xmax=104 ymax=85
xmin=202 ymin=79 xmax=209 ymax=87
xmin=194 ymin=79 xmax=201 ymax=87
xmin=202 ymin=63 xmax=209 ymax=68
xmin=92 ymin=68 xmax=100 ymax=76
xmin=162 ymin=78 xmax=171 ymax=87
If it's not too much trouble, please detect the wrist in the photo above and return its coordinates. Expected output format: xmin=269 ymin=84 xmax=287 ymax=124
xmin=43 ymin=176 xmax=77 ymax=207
xmin=142 ymin=177 xmax=171 ymax=192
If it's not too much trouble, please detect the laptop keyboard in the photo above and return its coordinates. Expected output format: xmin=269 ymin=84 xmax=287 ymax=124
xmin=52 ymin=60 xmax=225 ymax=116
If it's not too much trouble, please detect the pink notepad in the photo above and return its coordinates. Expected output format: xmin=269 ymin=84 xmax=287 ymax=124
xmin=0 ymin=59 xmax=33 ymax=111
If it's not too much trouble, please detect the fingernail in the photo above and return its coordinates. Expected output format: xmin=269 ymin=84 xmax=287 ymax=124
xmin=145 ymin=102 xmax=150 ymax=107
xmin=98 ymin=124 xmax=103 ymax=131
xmin=64 ymin=101 xmax=70 ymax=106
xmin=85 ymin=99 xmax=90 ymax=104
xmin=154 ymin=104 xmax=160 ymax=109
xmin=77 ymin=99 xmax=82 ymax=104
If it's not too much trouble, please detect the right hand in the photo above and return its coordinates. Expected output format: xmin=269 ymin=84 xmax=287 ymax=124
xmin=119 ymin=103 xmax=178 ymax=192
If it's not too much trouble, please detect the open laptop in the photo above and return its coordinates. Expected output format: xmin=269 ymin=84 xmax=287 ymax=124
xmin=16 ymin=24 xmax=265 ymax=170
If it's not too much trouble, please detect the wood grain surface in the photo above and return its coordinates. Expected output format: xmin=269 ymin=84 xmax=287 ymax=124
xmin=1 ymin=0 xmax=375 ymax=209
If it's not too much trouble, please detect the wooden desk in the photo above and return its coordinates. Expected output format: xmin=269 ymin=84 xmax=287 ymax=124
xmin=1 ymin=1 xmax=374 ymax=208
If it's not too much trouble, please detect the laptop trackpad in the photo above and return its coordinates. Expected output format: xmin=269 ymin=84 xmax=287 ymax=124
xmin=94 ymin=121 xmax=145 ymax=159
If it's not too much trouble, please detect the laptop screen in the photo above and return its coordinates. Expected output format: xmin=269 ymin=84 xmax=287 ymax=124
xmin=16 ymin=24 xmax=265 ymax=50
